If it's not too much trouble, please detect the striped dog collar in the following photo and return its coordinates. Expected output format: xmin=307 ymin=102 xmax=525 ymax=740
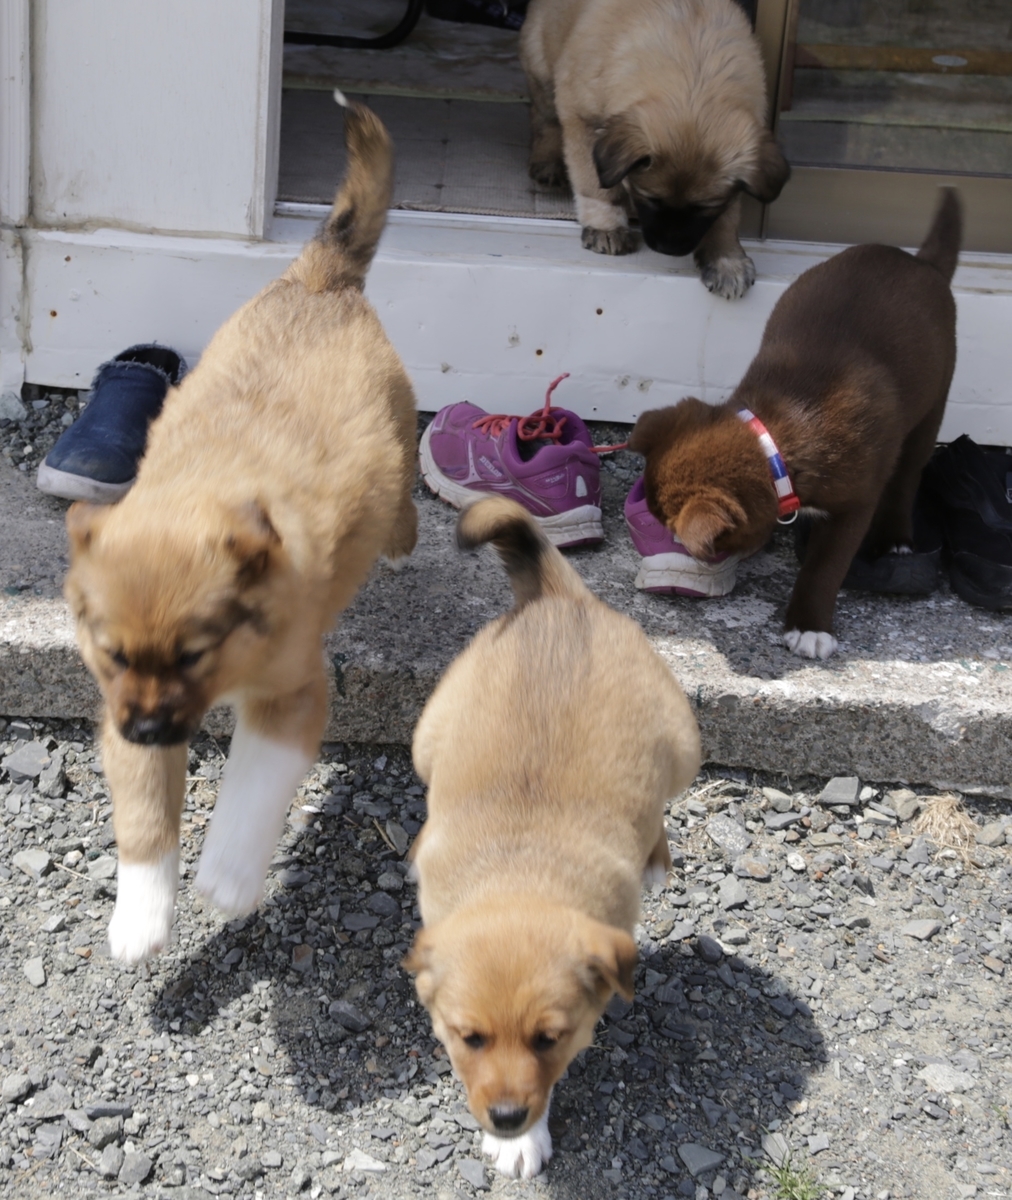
xmin=737 ymin=408 xmax=801 ymax=523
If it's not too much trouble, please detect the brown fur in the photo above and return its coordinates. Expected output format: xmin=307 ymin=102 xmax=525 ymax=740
xmin=629 ymin=189 xmax=962 ymax=657
xmin=64 ymin=103 xmax=416 ymax=890
xmin=520 ymin=0 xmax=789 ymax=299
xmin=405 ymin=497 xmax=700 ymax=1146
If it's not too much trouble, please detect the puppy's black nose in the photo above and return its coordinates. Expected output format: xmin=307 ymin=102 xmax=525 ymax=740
xmin=122 ymin=713 xmax=188 ymax=746
xmin=488 ymin=1105 xmax=529 ymax=1133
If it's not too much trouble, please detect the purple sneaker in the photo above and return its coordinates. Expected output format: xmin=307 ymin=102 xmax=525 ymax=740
xmin=624 ymin=477 xmax=740 ymax=597
xmin=419 ymin=376 xmax=603 ymax=547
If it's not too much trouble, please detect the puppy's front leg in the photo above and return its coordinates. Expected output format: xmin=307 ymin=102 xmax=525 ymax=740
xmin=195 ymin=677 xmax=325 ymax=916
xmin=103 ymin=710 xmax=187 ymax=964
xmin=482 ymin=1095 xmax=554 ymax=1179
xmin=694 ymin=197 xmax=755 ymax=300
xmin=562 ymin=118 xmax=636 ymax=256
xmin=784 ymin=507 xmax=876 ymax=659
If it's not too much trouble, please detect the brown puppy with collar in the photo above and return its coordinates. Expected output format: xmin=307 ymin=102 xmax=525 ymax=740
xmin=405 ymin=497 xmax=700 ymax=1179
xmin=629 ymin=188 xmax=962 ymax=659
xmin=63 ymin=100 xmax=418 ymax=964
xmin=520 ymin=0 xmax=790 ymax=299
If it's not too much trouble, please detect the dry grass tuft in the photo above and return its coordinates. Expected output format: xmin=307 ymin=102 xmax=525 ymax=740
xmin=913 ymin=794 xmax=980 ymax=863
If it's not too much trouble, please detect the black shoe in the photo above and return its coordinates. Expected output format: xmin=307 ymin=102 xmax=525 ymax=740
xmin=425 ymin=0 xmax=528 ymax=30
xmin=793 ymin=494 xmax=942 ymax=595
xmin=921 ymin=434 xmax=1012 ymax=611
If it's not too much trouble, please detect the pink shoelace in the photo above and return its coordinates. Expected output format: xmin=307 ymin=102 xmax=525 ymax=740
xmin=472 ymin=373 xmax=628 ymax=454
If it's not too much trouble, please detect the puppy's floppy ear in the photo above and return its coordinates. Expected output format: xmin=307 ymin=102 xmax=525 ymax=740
xmin=66 ymin=501 xmax=111 ymax=558
xmin=578 ymin=917 xmax=638 ymax=1003
xmin=225 ymin=501 xmax=281 ymax=587
xmin=403 ymin=927 xmax=440 ymax=1006
xmin=741 ymin=129 xmax=790 ymax=203
xmin=675 ymin=490 xmax=747 ymax=559
xmin=593 ymin=113 xmax=651 ymax=189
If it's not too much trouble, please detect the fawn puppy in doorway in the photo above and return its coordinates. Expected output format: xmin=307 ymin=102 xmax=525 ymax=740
xmin=64 ymin=99 xmax=418 ymax=963
xmin=629 ymin=189 xmax=962 ymax=659
xmin=520 ymin=0 xmax=790 ymax=298
xmin=405 ymin=497 xmax=700 ymax=1178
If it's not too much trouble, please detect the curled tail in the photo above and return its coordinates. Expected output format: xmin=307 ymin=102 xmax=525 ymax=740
xmin=288 ymin=94 xmax=394 ymax=294
xmin=456 ymin=497 xmax=588 ymax=607
xmin=916 ymin=188 xmax=962 ymax=283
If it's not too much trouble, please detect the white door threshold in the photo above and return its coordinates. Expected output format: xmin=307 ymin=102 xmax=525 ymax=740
xmin=22 ymin=207 xmax=1012 ymax=441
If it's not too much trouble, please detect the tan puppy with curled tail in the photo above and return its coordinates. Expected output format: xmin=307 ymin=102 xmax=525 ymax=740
xmin=64 ymin=98 xmax=417 ymax=964
xmin=405 ymin=497 xmax=700 ymax=1178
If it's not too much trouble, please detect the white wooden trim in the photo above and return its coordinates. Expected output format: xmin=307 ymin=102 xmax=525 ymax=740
xmin=0 ymin=0 xmax=29 ymax=401
xmin=22 ymin=211 xmax=1012 ymax=444
xmin=251 ymin=0 xmax=286 ymax=239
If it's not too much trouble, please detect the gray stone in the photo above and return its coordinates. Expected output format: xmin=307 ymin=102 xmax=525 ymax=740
xmin=904 ymin=839 xmax=933 ymax=865
xmin=718 ymin=876 xmax=748 ymax=910
xmin=391 ymin=1099 xmax=426 ymax=1125
xmin=38 ymin=756 xmax=66 ymax=799
xmin=678 ymin=1143 xmax=724 ymax=1177
xmin=66 ymin=1110 xmax=93 ymax=1134
xmin=87 ymin=855 xmax=118 ymax=880
xmin=458 ymin=1158 xmax=488 ymax=1190
xmin=98 ymin=1143 xmax=125 ymax=1179
xmin=84 ymin=1101 xmax=133 ymax=1119
xmin=0 ymin=392 xmax=28 ymax=421
xmin=1 ymin=1073 xmax=31 ymax=1103
xmin=700 ymin=1097 xmax=725 ymax=1127
xmin=818 ymin=777 xmax=860 ymax=806
xmin=24 ymin=957 xmax=46 ymax=987
xmin=917 ymin=1063 xmax=974 ymax=1093
xmin=343 ymin=1148 xmax=386 ymax=1173
xmin=696 ymin=935 xmax=723 ymax=964
xmin=2 ymin=740 xmax=50 ymax=781
xmin=88 ymin=1115 xmax=123 ymax=1148
xmin=40 ymin=913 xmax=66 ymax=934
xmin=761 ymin=1131 xmax=791 ymax=1167
xmin=764 ymin=810 xmax=802 ymax=831
xmin=366 ymin=891 xmax=400 ymax=918
xmin=975 ymin=821 xmax=1007 ymax=847
xmin=901 ymin=919 xmax=941 ymax=940
xmin=723 ymin=926 xmax=748 ymax=945
xmin=13 ymin=848 xmax=51 ymax=881
xmin=706 ymin=813 xmax=751 ymax=857
xmin=385 ymin=820 xmax=410 ymax=856
xmin=328 ymin=1000 xmax=371 ymax=1032
xmin=28 ymin=1081 xmax=73 ymax=1118
xmin=342 ymin=912 xmax=380 ymax=932
xmin=762 ymin=787 xmax=793 ymax=811
xmin=290 ymin=1164 xmax=312 ymax=1191
xmin=887 ymin=789 xmax=922 ymax=822
xmin=734 ymin=855 xmax=771 ymax=881
xmin=119 ymin=1151 xmax=153 ymax=1185
xmin=262 ymin=1149 xmax=283 ymax=1169
xmin=669 ymin=920 xmax=697 ymax=941
xmin=808 ymin=1132 xmax=830 ymax=1154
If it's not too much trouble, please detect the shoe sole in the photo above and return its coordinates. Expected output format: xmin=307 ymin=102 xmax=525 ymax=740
xmin=634 ymin=551 xmax=739 ymax=598
xmin=36 ymin=461 xmax=133 ymax=504
xmin=418 ymin=423 xmax=603 ymax=548
xmin=949 ymin=554 xmax=1012 ymax=611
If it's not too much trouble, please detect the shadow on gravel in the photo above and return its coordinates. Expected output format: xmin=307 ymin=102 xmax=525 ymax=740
xmin=148 ymin=896 xmax=826 ymax=1199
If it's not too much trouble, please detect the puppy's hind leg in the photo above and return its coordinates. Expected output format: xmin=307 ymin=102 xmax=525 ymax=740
xmin=527 ymin=77 xmax=567 ymax=189
xmin=694 ymin=197 xmax=755 ymax=300
xmin=643 ymin=825 xmax=672 ymax=890
xmin=103 ymin=710 xmax=187 ymax=964
xmin=195 ymin=673 xmax=326 ymax=916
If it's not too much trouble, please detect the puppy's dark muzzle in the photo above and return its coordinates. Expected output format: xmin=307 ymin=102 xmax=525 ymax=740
xmin=488 ymin=1104 xmax=529 ymax=1134
xmin=635 ymin=199 xmax=724 ymax=258
xmin=121 ymin=712 xmax=191 ymax=746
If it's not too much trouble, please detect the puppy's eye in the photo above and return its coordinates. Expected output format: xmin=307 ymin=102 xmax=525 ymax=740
xmin=462 ymin=1033 xmax=486 ymax=1051
xmin=111 ymin=649 xmax=129 ymax=669
xmin=177 ymin=649 xmax=205 ymax=669
xmin=532 ymin=1032 xmax=558 ymax=1053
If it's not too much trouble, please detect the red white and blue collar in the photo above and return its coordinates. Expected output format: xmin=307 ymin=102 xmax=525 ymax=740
xmin=736 ymin=408 xmax=801 ymax=523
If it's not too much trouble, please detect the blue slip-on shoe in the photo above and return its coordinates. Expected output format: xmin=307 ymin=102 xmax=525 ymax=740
xmin=36 ymin=344 xmax=186 ymax=503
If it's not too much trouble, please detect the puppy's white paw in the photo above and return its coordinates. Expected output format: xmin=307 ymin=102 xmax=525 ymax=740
xmin=642 ymin=862 xmax=669 ymax=890
xmin=381 ymin=554 xmax=410 ymax=572
xmin=194 ymin=844 xmax=265 ymax=917
xmin=581 ymin=225 xmax=637 ymax=256
xmin=888 ymin=544 xmax=914 ymax=555
xmin=783 ymin=628 xmax=839 ymax=660
xmin=483 ymin=1113 xmax=553 ymax=1179
xmin=108 ymin=850 xmax=179 ymax=964
xmin=699 ymin=253 xmax=756 ymax=301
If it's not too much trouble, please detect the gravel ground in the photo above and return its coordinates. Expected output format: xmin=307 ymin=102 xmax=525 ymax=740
xmin=1 ymin=718 xmax=1010 ymax=1200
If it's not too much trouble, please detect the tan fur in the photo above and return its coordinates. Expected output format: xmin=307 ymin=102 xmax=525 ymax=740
xmin=520 ymin=0 xmax=789 ymax=299
xmin=405 ymin=497 xmax=700 ymax=1139
xmin=64 ymin=103 xmax=417 ymax=873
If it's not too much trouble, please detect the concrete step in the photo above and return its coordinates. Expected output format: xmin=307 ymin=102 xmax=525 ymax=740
xmin=2 ymin=452 xmax=1010 ymax=793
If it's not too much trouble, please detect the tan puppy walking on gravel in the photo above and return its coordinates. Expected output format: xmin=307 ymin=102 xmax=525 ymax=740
xmin=64 ymin=98 xmax=418 ymax=964
xmin=406 ymin=497 xmax=700 ymax=1179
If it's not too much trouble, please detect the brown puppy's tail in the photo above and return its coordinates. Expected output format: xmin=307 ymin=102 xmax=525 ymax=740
xmin=456 ymin=497 xmax=588 ymax=607
xmin=287 ymin=92 xmax=394 ymax=294
xmin=916 ymin=187 xmax=962 ymax=283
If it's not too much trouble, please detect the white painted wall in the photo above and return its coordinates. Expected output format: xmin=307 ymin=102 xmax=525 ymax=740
xmin=30 ymin=0 xmax=283 ymax=237
xmin=23 ymin=212 xmax=1012 ymax=446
